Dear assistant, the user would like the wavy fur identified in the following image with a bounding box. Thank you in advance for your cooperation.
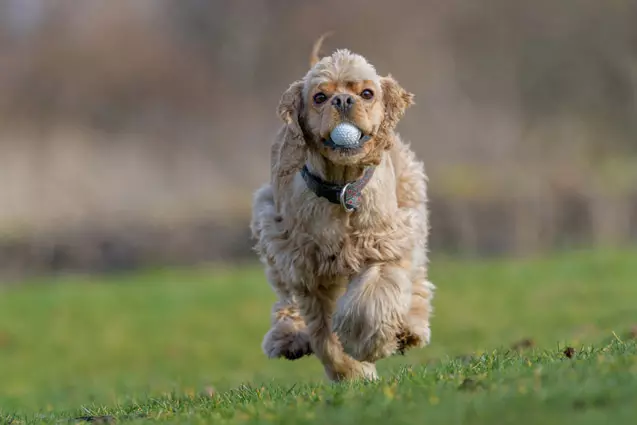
[251,41,434,381]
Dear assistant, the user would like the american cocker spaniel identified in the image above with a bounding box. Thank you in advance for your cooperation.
[250,35,434,381]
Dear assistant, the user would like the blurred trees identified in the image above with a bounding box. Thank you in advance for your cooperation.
[1,0,636,275]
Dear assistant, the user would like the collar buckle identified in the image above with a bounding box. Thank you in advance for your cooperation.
[339,183,355,212]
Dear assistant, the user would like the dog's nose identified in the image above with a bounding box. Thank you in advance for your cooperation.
[331,94,355,113]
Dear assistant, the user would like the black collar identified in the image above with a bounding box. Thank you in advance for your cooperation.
[300,165,376,212]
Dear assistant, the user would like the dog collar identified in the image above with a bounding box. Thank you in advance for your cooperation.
[300,165,375,212]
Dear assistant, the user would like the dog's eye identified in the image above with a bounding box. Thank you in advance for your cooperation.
[360,89,374,100]
[313,92,328,104]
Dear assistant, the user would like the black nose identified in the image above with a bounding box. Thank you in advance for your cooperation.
[331,94,355,113]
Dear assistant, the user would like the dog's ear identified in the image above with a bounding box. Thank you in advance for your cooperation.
[277,80,305,140]
[380,75,414,131]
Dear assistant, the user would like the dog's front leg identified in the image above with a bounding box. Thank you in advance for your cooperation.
[296,281,377,382]
[333,262,412,362]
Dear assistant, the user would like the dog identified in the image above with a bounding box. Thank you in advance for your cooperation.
[250,35,434,381]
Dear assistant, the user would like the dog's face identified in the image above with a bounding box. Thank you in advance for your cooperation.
[278,49,414,166]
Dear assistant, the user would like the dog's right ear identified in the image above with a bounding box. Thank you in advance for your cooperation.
[277,79,305,139]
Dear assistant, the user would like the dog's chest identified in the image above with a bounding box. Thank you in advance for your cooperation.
[300,215,363,277]
[291,205,406,280]
[283,163,408,281]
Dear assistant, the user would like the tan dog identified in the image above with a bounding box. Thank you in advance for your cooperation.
[250,36,434,381]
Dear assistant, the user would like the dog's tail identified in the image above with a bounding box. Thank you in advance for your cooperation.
[310,31,333,67]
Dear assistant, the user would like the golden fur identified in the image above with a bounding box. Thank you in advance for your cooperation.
[250,37,434,381]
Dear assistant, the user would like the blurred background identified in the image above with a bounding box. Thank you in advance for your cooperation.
[1,0,637,279]
[2,1,637,416]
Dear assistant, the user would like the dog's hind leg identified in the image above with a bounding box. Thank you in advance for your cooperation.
[251,185,312,360]
[262,266,313,360]
[297,282,378,382]
[398,268,434,353]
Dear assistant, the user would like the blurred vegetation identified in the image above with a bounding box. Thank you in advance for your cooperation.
[0,0,636,275]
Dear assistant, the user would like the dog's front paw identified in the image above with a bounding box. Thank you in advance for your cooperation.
[262,319,313,360]
[333,265,411,362]
[333,308,403,363]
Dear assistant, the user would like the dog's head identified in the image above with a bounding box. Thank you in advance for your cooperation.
[278,38,414,166]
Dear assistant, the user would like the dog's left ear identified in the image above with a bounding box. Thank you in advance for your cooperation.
[380,75,415,131]
[277,79,305,141]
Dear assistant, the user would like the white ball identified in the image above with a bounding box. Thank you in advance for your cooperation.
[330,122,362,146]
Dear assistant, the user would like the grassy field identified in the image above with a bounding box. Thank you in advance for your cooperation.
[0,248,636,424]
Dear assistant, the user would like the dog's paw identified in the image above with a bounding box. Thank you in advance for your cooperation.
[396,324,430,355]
[262,319,313,360]
[333,265,411,362]
[396,279,433,354]
[333,313,402,363]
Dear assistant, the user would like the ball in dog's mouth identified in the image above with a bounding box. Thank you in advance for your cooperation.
[331,122,361,146]
[323,122,371,150]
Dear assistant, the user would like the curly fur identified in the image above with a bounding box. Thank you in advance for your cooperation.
[250,38,434,381]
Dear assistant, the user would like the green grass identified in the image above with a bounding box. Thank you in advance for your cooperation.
[1,248,636,424]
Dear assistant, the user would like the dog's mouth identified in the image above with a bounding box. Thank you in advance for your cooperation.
[322,123,372,153]
[322,134,371,151]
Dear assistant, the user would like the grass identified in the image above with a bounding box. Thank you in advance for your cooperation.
[0,248,636,424]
